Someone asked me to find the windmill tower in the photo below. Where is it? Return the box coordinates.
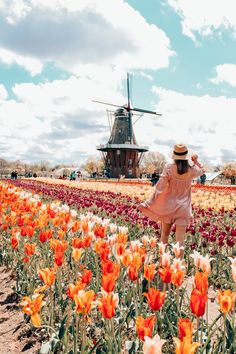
[95,74,162,178]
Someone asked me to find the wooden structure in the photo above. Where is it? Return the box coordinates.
[95,74,162,178]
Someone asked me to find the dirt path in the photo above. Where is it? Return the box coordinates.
[0,267,40,354]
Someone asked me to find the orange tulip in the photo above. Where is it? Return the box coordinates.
[39,231,48,243]
[24,243,36,257]
[81,269,92,285]
[174,335,200,354]
[93,225,106,238]
[117,232,128,244]
[72,237,83,249]
[178,318,193,341]
[136,247,146,263]
[171,270,185,287]
[72,248,83,262]
[74,290,95,315]
[149,237,156,249]
[143,288,166,311]
[99,247,110,261]
[67,280,86,299]
[98,292,119,319]
[24,225,35,238]
[132,252,143,268]
[158,266,172,283]
[94,240,106,253]
[50,239,68,253]
[71,220,81,233]
[194,272,208,294]
[217,289,236,313]
[95,240,110,261]
[102,273,116,293]
[11,237,18,249]
[81,221,89,235]
[39,229,54,243]
[190,289,208,317]
[55,251,64,266]
[34,285,48,294]
[116,243,125,256]
[136,315,155,341]
[82,234,92,248]
[128,264,139,281]
[21,294,45,327]
[38,267,56,286]
[144,264,156,281]
[102,260,120,278]
[120,251,132,267]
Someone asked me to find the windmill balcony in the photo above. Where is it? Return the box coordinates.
[97,143,148,152]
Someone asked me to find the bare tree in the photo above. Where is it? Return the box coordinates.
[81,156,104,175]
[223,162,236,184]
[0,158,7,178]
[140,151,167,174]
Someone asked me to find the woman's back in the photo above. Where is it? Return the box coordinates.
[141,162,204,225]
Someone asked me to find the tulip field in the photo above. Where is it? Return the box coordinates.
[0,179,235,353]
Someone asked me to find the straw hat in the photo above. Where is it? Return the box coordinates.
[172,143,190,160]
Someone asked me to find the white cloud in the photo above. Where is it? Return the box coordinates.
[0,75,127,164]
[139,71,154,81]
[0,0,173,76]
[196,83,202,89]
[0,84,8,101]
[1,78,236,166]
[145,86,236,164]
[210,64,236,86]
[167,0,236,41]
[0,47,42,76]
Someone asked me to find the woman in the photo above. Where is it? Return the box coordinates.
[139,144,205,258]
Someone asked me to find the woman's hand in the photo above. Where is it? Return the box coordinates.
[191,154,198,164]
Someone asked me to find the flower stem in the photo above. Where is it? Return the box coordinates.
[74,313,78,354]
[49,286,54,329]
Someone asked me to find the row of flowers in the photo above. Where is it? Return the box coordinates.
[0,181,235,353]
[6,178,236,254]
[13,177,236,210]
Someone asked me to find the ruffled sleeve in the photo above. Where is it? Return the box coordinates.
[144,165,171,207]
[191,165,205,178]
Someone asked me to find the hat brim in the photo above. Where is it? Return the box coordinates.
[170,148,195,160]
[172,152,189,160]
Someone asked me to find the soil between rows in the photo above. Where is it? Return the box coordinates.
[0,266,40,354]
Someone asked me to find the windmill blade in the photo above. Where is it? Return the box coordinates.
[127,73,131,109]
[133,113,144,125]
[131,107,162,116]
[92,100,123,109]
[126,73,133,142]
[106,109,114,132]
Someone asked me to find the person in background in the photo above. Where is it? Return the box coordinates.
[70,171,76,181]
[139,144,205,258]
[200,173,206,185]
[151,169,159,186]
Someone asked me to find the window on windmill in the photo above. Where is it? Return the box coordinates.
[117,150,120,155]
[128,159,132,166]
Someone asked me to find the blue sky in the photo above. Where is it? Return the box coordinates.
[126,0,236,102]
[0,0,236,166]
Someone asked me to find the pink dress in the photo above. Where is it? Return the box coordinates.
[142,163,204,226]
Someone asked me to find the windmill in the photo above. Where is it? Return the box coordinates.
[94,73,162,178]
